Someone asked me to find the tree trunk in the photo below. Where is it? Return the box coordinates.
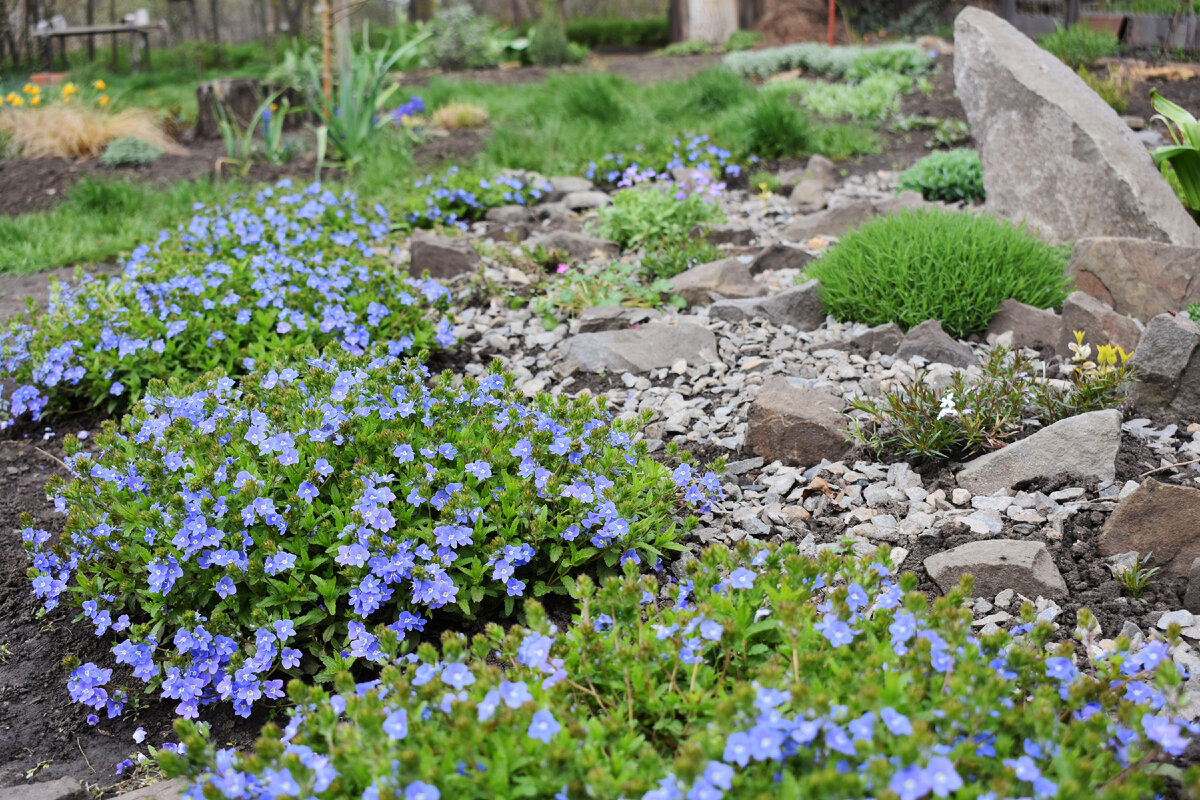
[209,0,219,44]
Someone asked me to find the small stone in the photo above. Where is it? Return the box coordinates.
[923,539,1068,599]
[1158,609,1196,630]
[994,588,1014,607]
[951,488,971,506]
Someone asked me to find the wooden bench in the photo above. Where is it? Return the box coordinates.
[33,22,167,73]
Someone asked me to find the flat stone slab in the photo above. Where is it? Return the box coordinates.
[1100,479,1200,578]
[956,409,1121,494]
[558,321,718,374]
[709,280,825,330]
[924,539,1068,599]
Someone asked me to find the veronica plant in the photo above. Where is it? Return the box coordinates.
[25,350,721,720]
[0,180,454,426]
[399,166,553,230]
[159,542,1198,799]
[584,134,746,188]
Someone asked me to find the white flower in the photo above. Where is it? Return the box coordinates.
[936,392,958,420]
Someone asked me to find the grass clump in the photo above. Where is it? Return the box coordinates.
[100,135,164,167]
[687,67,755,114]
[0,106,181,159]
[159,542,1196,800]
[1038,24,1120,69]
[431,102,489,130]
[1076,65,1132,113]
[896,149,985,203]
[724,29,764,51]
[808,209,1071,338]
[738,93,814,159]
[26,351,720,718]
[849,337,1133,460]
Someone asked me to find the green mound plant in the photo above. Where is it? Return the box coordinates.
[686,67,755,114]
[807,208,1071,338]
[738,92,814,159]
[100,136,164,167]
[896,148,984,203]
[594,185,725,253]
[159,542,1198,800]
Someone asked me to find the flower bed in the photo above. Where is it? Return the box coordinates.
[24,351,721,720]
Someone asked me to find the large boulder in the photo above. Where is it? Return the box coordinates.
[924,539,1068,599]
[986,299,1062,353]
[745,378,850,466]
[956,409,1121,494]
[954,7,1200,246]
[1099,479,1200,578]
[1069,237,1200,321]
[559,321,718,374]
[709,280,826,329]
[669,257,766,306]
[1128,312,1200,420]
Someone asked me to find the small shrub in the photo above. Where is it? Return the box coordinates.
[531,260,685,327]
[0,181,453,425]
[779,70,913,121]
[400,166,553,230]
[739,93,814,159]
[724,28,764,52]
[896,148,984,203]
[556,72,631,125]
[1038,24,1120,69]
[595,185,725,252]
[724,42,933,80]
[687,67,754,115]
[749,169,781,194]
[808,209,1071,338]
[160,542,1196,800]
[565,16,669,48]
[27,351,722,719]
[642,237,722,280]
[927,117,971,148]
[431,102,489,130]
[430,4,502,70]
[100,135,163,167]
[1188,300,1200,320]
[1077,65,1131,113]
[848,340,1133,460]
[528,8,572,67]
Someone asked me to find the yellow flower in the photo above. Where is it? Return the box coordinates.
[30,95,40,106]
[23,83,39,95]
[9,94,23,107]
[98,94,110,106]
[93,79,107,90]
[62,81,78,96]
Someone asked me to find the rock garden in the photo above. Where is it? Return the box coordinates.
[5,4,1200,800]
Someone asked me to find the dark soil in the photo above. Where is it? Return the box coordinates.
[413,128,489,168]
[0,139,335,218]
[1124,72,1200,121]
[0,419,270,796]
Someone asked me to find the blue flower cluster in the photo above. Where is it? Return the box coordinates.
[167,547,1196,800]
[403,166,553,230]
[0,179,454,427]
[585,135,748,188]
[27,351,720,720]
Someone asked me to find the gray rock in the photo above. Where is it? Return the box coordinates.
[782,199,880,240]
[545,176,594,202]
[577,306,662,333]
[669,257,766,306]
[1069,237,1200,321]
[709,280,825,330]
[826,322,904,356]
[409,230,482,280]
[895,319,977,368]
[694,223,756,246]
[1158,609,1196,630]
[1099,479,1200,578]
[0,778,87,800]
[957,409,1121,494]
[1058,290,1144,358]
[1185,557,1200,615]
[484,205,535,225]
[112,779,189,800]
[1129,312,1200,418]
[561,190,611,211]
[954,7,1200,246]
[789,178,829,214]
[536,230,620,261]
[924,539,1068,599]
[559,321,718,374]
[745,377,850,466]
[750,242,814,274]
[986,299,1061,353]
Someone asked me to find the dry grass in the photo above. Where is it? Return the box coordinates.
[431,103,489,130]
[0,106,184,160]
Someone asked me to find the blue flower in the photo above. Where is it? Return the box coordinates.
[441,663,474,690]
[923,756,963,797]
[889,765,930,800]
[405,782,439,800]
[383,708,408,740]
[727,568,756,589]
[528,709,561,743]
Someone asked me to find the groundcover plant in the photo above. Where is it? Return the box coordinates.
[157,543,1199,799]
[23,350,721,722]
[0,180,455,428]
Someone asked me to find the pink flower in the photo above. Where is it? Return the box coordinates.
[556,263,569,274]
